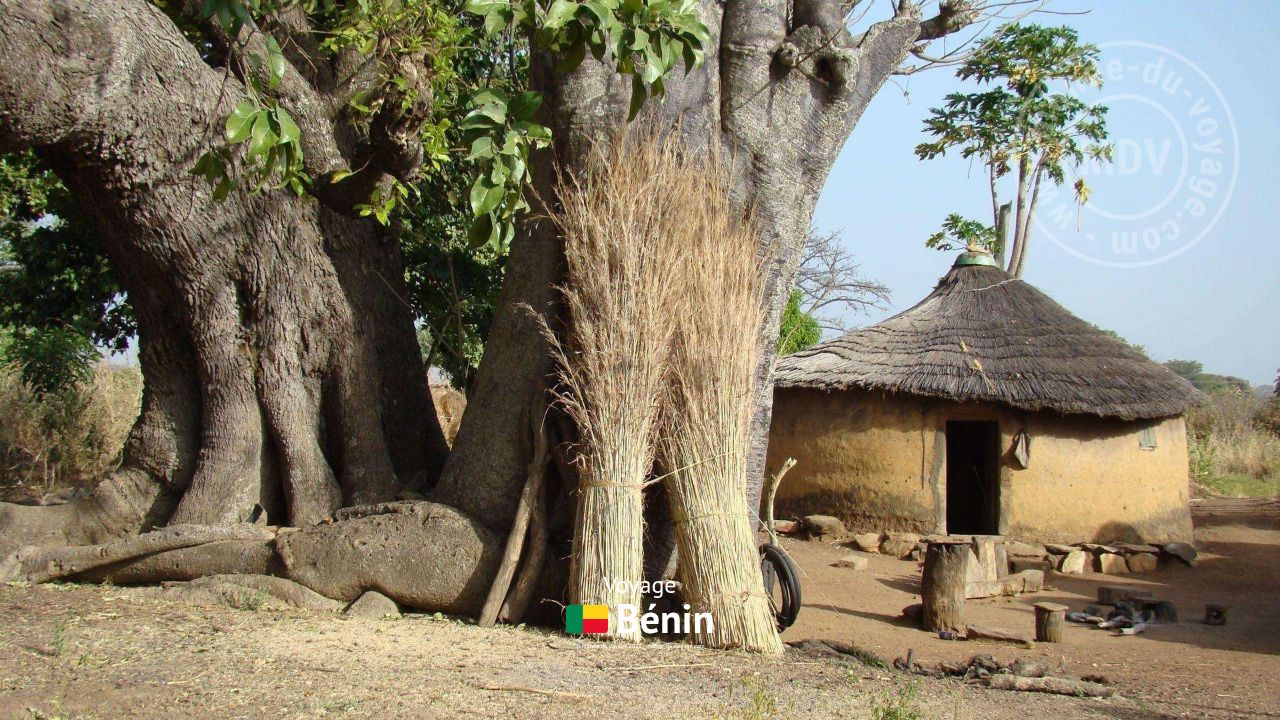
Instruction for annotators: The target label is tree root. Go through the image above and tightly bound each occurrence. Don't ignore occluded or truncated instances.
[0,524,275,583]
[154,574,344,612]
[0,501,570,620]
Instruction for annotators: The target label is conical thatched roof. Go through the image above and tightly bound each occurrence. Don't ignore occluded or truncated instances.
[775,257,1201,420]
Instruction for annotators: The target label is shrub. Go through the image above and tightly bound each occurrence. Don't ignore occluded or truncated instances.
[1186,390,1280,498]
[0,360,141,501]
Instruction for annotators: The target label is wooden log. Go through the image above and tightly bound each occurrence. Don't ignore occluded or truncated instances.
[1034,602,1068,643]
[986,674,1115,698]
[498,419,552,624]
[921,541,969,632]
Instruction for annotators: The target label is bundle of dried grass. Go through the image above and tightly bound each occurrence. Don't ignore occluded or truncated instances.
[658,153,783,654]
[548,133,685,641]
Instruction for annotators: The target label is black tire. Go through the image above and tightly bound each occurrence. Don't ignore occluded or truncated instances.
[760,542,802,631]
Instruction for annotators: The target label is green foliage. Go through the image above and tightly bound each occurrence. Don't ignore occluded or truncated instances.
[918,24,1112,266]
[926,213,998,253]
[0,153,133,394]
[1163,359,1252,394]
[777,290,820,356]
[1186,389,1280,498]
[459,0,710,251]
[869,681,923,720]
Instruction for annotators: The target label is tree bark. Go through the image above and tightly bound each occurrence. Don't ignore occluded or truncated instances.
[0,0,449,555]
[440,0,953,531]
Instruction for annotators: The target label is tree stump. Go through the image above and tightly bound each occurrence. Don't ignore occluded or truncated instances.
[1033,602,1068,642]
[922,541,969,632]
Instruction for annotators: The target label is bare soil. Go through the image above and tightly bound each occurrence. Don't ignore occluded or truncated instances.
[1,498,1276,720]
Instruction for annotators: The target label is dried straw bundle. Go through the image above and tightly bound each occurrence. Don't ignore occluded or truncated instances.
[658,153,783,654]
[548,134,685,641]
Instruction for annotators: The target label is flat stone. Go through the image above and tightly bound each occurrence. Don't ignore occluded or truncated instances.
[886,531,922,544]
[1081,543,1121,554]
[1005,541,1048,558]
[344,590,400,620]
[965,579,1006,599]
[1117,543,1160,555]
[851,532,882,553]
[835,554,869,571]
[1096,553,1130,575]
[1126,552,1158,574]
[1044,543,1076,555]
[803,515,845,539]
[1160,542,1198,565]
[1058,550,1088,575]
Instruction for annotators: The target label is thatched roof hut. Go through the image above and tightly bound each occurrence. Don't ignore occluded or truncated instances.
[767,252,1199,544]
[776,253,1199,420]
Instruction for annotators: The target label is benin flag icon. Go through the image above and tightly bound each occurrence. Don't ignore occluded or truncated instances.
[565,604,609,634]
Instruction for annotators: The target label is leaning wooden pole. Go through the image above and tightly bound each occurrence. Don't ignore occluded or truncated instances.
[922,540,969,633]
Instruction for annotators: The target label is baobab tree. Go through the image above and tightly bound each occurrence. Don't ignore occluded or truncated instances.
[0,0,1029,614]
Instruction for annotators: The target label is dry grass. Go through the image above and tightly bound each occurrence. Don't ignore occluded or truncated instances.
[0,361,141,502]
[654,149,782,654]
[1187,391,1280,498]
[547,132,685,639]
[429,384,466,448]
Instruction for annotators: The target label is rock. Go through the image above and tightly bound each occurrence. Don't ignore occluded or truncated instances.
[887,531,922,544]
[345,590,400,620]
[851,532,882,553]
[1017,569,1045,593]
[1081,543,1120,554]
[1004,541,1047,558]
[835,554,869,571]
[773,519,801,535]
[1096,553,1129,575]
[964,624,1032,645]
[1057,550,1087,575]
[1044,543,1075,555]
[1126,552,1158,574]
[965,579,1006,599]
[880,538,917,559]
[803,515,845,540]
[901,603,923,622]
[1161,542,1198,566]
[1010,557,1052,574]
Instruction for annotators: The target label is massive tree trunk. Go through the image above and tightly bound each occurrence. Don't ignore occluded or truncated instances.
[438,0,965,530]
[0,0,449,557]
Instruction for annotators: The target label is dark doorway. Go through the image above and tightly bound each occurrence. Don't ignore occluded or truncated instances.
[945,421,1000,535]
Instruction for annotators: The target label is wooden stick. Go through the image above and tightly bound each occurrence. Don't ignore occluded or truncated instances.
[762,457,797,545]
[498,415,552,624]
[475,684,588,701]
[478,389,549,628]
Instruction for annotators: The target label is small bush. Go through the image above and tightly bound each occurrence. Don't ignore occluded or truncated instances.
[0,360,141,501]
[869,681,923,720]
[1186,390,1280,498]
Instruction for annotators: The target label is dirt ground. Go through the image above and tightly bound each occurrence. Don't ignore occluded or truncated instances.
[1,497,1276,720]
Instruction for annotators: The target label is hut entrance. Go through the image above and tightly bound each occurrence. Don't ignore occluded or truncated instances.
[945,421,1000,535]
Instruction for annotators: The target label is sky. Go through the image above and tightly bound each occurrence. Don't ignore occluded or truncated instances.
[817,0,1279,386]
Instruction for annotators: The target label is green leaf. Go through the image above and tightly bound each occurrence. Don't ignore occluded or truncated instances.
[627,75,646,121]
[467,213,494,248]
[225,102,258,143]
[558,40,588,73]
[265,36,286,90]
[248,113,278,158]
[509,92,543,120]
[469,177,504,216]
[276,107,300,145]
[467,136,496,160]
[329,168,355,184]
[544,0,577,29]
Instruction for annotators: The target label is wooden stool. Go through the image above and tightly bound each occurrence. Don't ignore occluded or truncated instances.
[1033,602,1068,642]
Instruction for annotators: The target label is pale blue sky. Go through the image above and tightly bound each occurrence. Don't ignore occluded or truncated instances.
[819,0,1279,386]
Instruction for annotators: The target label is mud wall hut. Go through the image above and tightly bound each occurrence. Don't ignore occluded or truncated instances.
[767,252,1201,544]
